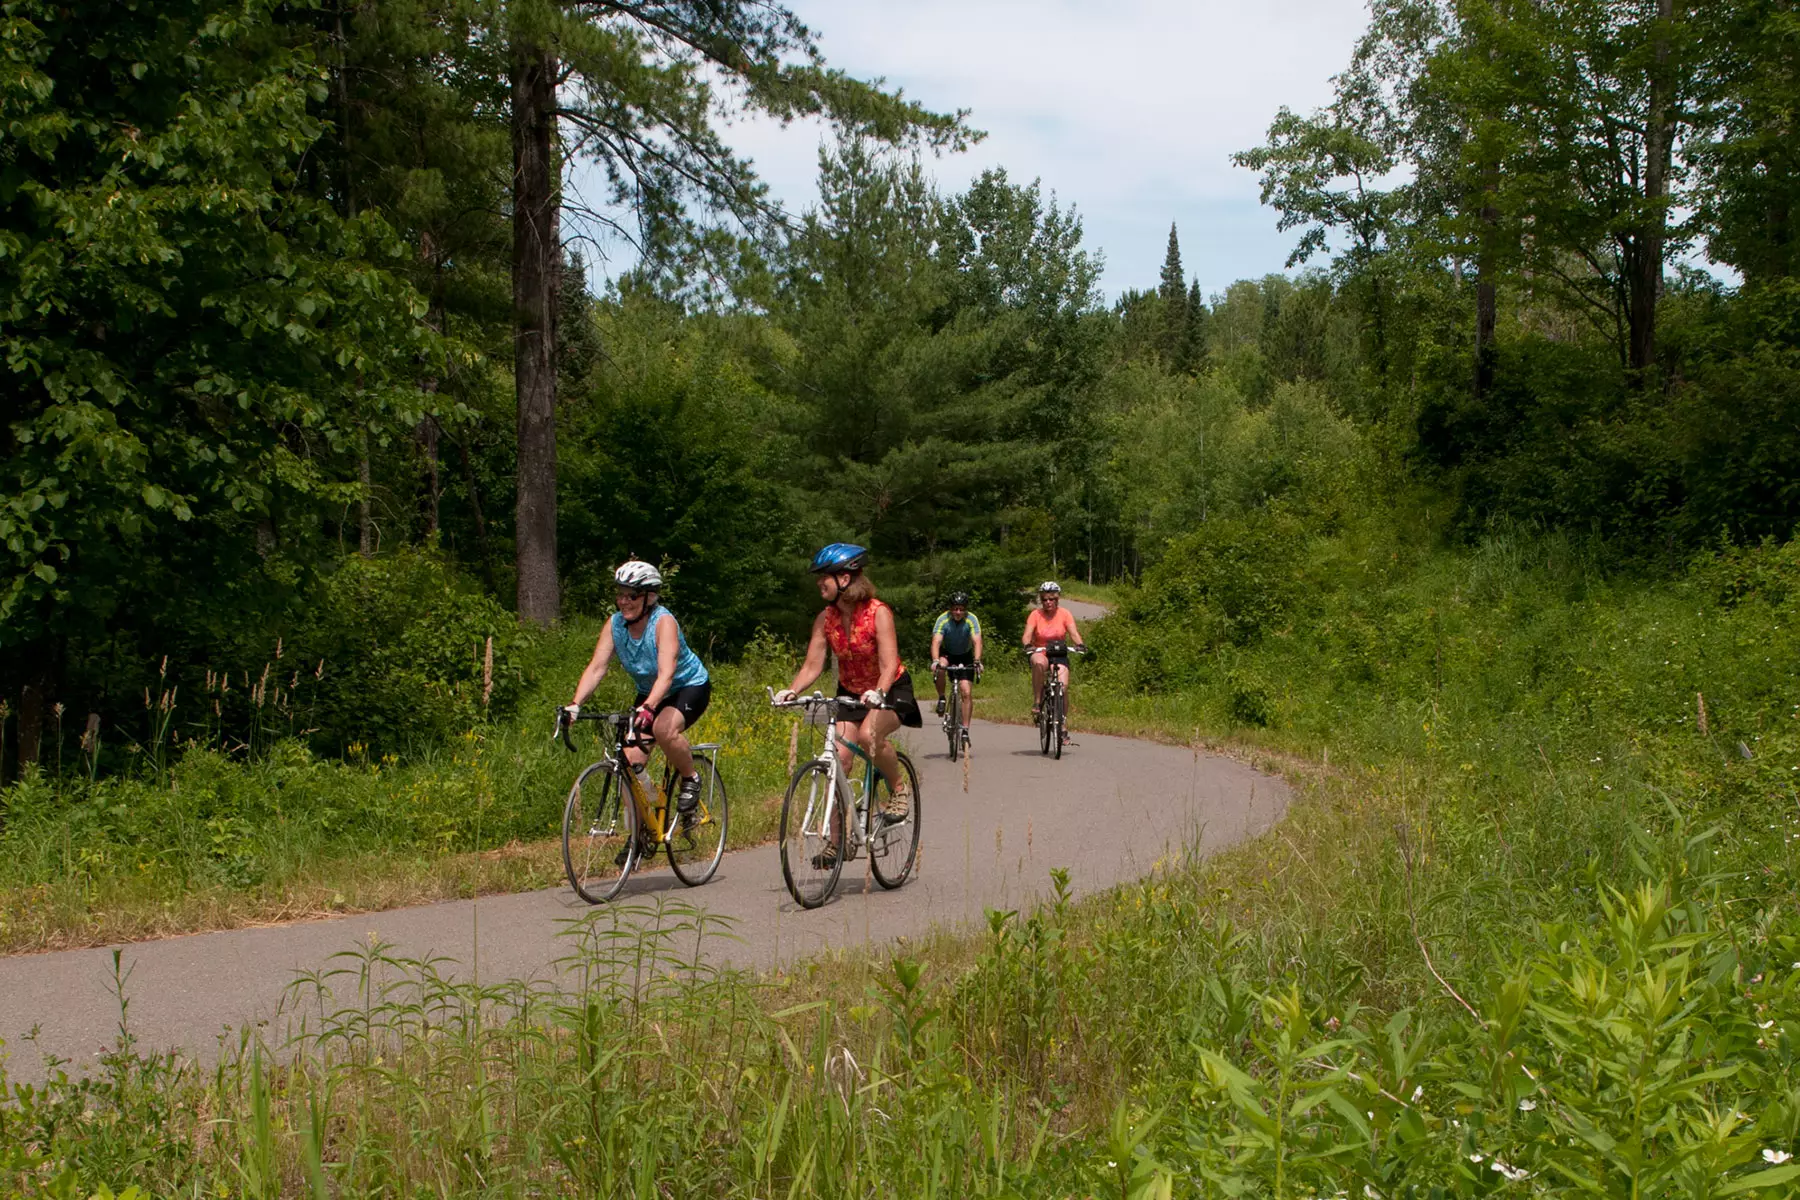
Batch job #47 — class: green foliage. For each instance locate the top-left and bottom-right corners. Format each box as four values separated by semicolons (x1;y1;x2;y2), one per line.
281;550;529;753
557;292;805;648
0;0;438;660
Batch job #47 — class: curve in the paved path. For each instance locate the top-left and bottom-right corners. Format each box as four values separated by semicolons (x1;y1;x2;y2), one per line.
0;716;1284;1080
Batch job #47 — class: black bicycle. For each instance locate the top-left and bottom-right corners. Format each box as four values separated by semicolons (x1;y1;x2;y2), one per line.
554;708;729;903
1027;641;1086;760
936;659;981;761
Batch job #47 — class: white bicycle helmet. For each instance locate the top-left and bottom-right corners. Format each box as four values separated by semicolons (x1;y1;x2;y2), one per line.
1038;580;1062;595
614;560;663;592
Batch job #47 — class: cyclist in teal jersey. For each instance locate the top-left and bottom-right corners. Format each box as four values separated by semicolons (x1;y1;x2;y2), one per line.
930;591;983;730
564;560;711;826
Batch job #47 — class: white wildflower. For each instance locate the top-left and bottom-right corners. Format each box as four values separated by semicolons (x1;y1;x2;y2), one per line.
1469;1152;1485;1163
1491;1160;1532;1183
1412;1085;1424;1102
1765;1149;1794;1165
1517;1098;1537;1112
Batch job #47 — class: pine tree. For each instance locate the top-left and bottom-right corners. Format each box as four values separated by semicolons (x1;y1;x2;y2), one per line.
1184;278;1208;372
1157;223;1189;368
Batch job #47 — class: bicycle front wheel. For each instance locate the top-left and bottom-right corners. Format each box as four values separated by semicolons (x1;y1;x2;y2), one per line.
667;753;728;887
780;761;844;908
563;763;637;904
870;751;921;889
1051;687;1066;760
1038;692;1053;756
946;686;961;761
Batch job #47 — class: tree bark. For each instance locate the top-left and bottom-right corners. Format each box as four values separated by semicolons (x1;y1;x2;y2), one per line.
358;424;374;557
417;413;440;539
1630;0;1676;379
511;28;560;624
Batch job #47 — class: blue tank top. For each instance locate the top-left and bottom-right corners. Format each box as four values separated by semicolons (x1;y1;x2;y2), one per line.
611;605;708;694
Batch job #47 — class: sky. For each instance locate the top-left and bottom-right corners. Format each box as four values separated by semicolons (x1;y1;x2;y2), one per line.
568;0;1377;303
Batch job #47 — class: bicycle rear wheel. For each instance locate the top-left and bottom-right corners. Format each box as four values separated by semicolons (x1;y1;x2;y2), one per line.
779;760;844;908
870;752;921;889
667;753;728;887
562;763;637;904
946;685;961;761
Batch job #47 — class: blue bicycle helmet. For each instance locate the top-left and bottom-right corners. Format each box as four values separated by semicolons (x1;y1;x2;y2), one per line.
809;542;868;574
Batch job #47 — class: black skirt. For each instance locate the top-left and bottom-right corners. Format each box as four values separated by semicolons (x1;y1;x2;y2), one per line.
836;668;923;728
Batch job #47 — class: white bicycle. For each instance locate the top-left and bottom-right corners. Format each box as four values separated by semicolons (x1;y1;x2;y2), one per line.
768;690;922;908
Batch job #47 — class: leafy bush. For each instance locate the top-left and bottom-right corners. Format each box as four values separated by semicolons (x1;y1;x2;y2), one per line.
279;550;531;754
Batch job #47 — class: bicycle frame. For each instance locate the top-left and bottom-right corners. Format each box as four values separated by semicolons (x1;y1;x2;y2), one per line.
560;711;721;846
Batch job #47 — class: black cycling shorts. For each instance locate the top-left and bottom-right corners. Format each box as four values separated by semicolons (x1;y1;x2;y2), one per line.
835;669;923;728
636;682;711;730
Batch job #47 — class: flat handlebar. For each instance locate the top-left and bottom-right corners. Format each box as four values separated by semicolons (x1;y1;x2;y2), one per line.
766;686;898;712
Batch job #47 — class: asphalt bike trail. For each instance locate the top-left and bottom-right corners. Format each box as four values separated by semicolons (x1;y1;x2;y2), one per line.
0;599;1285;1078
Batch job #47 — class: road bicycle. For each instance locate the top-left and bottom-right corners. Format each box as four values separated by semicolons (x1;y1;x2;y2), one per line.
1027;641;1086;760
554;708;729;903
934;659;981;761
768;690;922;909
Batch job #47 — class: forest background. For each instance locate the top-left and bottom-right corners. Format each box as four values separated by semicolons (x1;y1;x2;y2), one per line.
6;0;1792;770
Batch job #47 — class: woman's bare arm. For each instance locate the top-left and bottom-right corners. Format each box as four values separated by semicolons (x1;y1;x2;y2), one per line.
571;622;616;705
786;611;831;694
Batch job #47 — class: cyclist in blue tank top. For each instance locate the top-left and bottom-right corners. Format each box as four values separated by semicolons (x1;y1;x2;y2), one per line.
566;561;712;825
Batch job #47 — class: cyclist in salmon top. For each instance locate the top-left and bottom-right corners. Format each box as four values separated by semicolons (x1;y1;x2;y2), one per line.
930;590;983;730
564;560;711;830
774;543;921;848
1023;580;1085;721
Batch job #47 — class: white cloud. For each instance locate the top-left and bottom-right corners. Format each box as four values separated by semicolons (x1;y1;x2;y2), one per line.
568;0;1374;299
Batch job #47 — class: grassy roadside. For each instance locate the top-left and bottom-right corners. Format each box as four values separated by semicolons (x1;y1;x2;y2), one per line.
0;629;807;955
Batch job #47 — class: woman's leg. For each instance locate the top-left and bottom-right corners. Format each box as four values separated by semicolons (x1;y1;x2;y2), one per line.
654;707;694;778
856;708;905;792
1030;652;1047;711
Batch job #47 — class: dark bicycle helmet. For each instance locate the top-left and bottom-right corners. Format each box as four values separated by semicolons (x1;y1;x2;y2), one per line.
949;590;971;607
810;542;868;574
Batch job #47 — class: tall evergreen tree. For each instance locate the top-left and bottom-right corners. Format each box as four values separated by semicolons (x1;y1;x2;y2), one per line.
1157;223;1190;367
494;0;973;625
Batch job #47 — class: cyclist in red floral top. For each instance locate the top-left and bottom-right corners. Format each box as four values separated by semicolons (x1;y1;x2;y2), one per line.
775;544;921;824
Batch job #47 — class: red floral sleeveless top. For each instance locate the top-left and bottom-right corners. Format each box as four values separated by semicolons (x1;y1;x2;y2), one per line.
823;599;905;694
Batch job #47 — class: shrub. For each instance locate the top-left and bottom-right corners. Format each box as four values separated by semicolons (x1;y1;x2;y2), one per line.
280;550;532;754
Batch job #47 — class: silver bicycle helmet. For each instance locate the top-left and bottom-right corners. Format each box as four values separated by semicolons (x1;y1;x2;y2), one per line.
1038;580;1062;595
614;560;663;591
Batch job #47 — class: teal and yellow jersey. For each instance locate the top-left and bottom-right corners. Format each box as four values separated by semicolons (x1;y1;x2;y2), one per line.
932;610;981;659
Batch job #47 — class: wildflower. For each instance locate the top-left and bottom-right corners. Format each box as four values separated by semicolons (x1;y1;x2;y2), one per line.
1491;1160;1531;1183
1412;1085;1424;1102
1468;1153;1485;1164
1765;1149;1793;1165
1517;1098;1536;1112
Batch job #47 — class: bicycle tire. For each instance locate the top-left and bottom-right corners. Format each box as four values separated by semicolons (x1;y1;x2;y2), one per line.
1038;688;1053;756
870;751;921;889
779;760;844;908
666;752;728;887
1051;686;1065;760
562;763;637;904
946;684;961;761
